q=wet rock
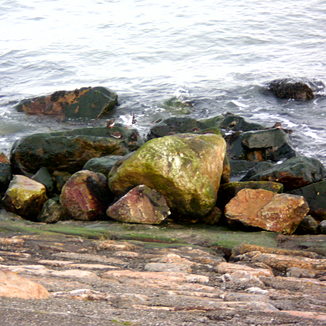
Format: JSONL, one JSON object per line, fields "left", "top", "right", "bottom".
{"left": 107, "top": 185, "right": 170, "bottom": 224}
{"left": 244, "top": 156, "right": 326, "bottom": 191}
{"left": 226, "top": 128, "right": 296, "bottom": 161}
{"left": 2, "top": 175, "right": 47, "bottom": 220}
{"left": 0, "top": 153, "right": 11, "bottom": 194}
{"left": 0, "top": 270, "right": 49, "bottom": 299}
{"left": 289, "top": 180, "right": 326, "bottom": 219}
{"left": 240, "top": 161, "right": 275, "bottom": 181}
{"left": 162, "top": 96, "right": 193, "bottom": 115}
{"left": 109, "top": 133, "right": 226, "bottom": 218}
{"left": 83, "top": 155, "right": 124, "bottom": 175}
{"left": 38, "top": 198, "right": 66, "bottom": 223}
{"left": 267, "top": 78, "right": 315, "bottom": 100}
{"left": 60, "top": 170, "right": 110, "bottom": 221}
{"left": 229, "top": 159, "right": 260, "bottom": 179}
{"left": 296, "top": 215, "right": 319, "bottom": 234}
{"left": 320, "top": 220, "right": 326, "bottom": 234}
{"left": 32, "top": 167, "right": 54, "bottom": 194}
{"left": 147, "top": 113, "right": 264, "bottom": 140}
{"left": 16, "top": 86, "right": 118, "bottom": 119}
{"left": 217, "top": 180, "right": 283, "bottom": 209}
{"left": 10, "top": 125, "right": 142, "bottom": 174}
{"left": 225, "top": 189, "right": 309, "bottom": 234}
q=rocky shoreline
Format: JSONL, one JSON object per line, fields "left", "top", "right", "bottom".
{"left": 0, "top": 78, "right": 326, "bottom": 325}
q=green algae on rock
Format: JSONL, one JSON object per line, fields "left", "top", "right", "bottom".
{"left": 109, "top": 133, "right": 226, "bottom": 218}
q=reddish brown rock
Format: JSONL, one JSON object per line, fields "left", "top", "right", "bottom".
{"left": 2, "top": 175, "right": 47, "bottom": 220}
{"left": 0, "top": 270, "right": 49, "bottom": 299}
{"left": 107, "top": 185, "right": 170, "bottom": 224}
{"left": 225, "top": 189, "right": 309, "bottom": 234}
{"left": 15, "top": 86, "right": 118, "bottom": 119}
{"left": 60, "top": 170, "right": 110, "bottom": 221}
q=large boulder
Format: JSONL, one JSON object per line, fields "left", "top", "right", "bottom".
{"left": 2, "top": 175, "right": 47, "bottom": 220}
{"left": 107, "top": 185, "right": 170, "bottom": 224}
{"left": 60, "top": 170, "right": 110, "bottom": 221}
{"left": 10, "top": 125, "right": 142, "bottom": 174}
{"left": 244, "top": 156, "right": 326, "bottom": 191}
{"left": 0, "top": 153, "right": 11, "bottom": 194}
{"left": 225, "top": 188, "right": 309, "bottom": 234}
{"left": 267, "top": 79, "right": 315, "bottom": 101}
{"left": 289, "top": 180, "right": 326, "bottom": 219}
{"left": 109, "top": 133, "right": 226, "bottom": 217}
{"left": 15, "top": 86, "right": 118, "bottom": 119}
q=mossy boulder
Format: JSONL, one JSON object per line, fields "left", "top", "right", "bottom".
{"left": 2, "top": 175, "right": 47, "bottom": 220}
{"left": 109, "top": 133, "right": 226, "bottom": 218}
{"left": 15, "top": 86, "right": 118, "bottom": 119}
{"left": 10, "top": 125, "right": 142, "bottom": 174}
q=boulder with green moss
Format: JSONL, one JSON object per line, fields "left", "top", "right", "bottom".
{"left": 2, "top": 175, "right": 47, "bottom": 220}
{"left": 109, "top": 133, "right": 226, "bottom": 218}
{"left": 10, "top": 125, "right": 142, "bottom": 174}
{"left": 15, "top": 86, "right": 118, "bottom": 119}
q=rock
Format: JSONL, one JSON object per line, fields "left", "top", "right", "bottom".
{"left": 107, "top": 185, "right": 170, "bottom": 224}
{"left": 10, "top": 125, "right": 142, "bottom": 174}
{"left": 289, "top": 180, "right": 326, "bottom": 219}
{"left": 52, "top": 171, "right": 72, "bottom": 193}
{"left": 244, "top": 156, "right": 326, "bottom": 191}
{"left": 32, "top": 167, "right": 54, "bottom": 194}
{"left": 15, "top": 86, "right": 118, "bottom": 119}
{"left": 226, "top": 128, "right": 296, "bottom": 161}
{"left": 215, "top": 262, "right": 273, "bottom": 277}
{"left": 320, "top": 220, "right": 326, "bottom": 234}
{"left": 225, "top": 189, "right": 309, "bottom": 234}
{"left": 2, "top": 175, "right": 47, "bottom": 220}
{"left": 38, "top": 198, "right": 66, "bottom": 223}
{"left": 229, "top": 159, "right": 260, "bottom": 179}
{"left": 267, "top": 78, "right": 315, "bottom": 100}
{"left": 109, "top": 133, "right": 226, "bottom": 217}
{"left": 83, "top": 155, "right": 124, "bottom": 175}
{"left": 147, "top": 113, "right": 264, "bottom": 140}
{"left": 0, "top": 153, "right": 11, "bottom": 194}
{"left": 0, "top": 270, "right": 49, "bottom": 299}
{"left": 240, "top": 161, "right": 275, "bottom": 181}
{"left": 217, "top": 181, "right": 283, "bottom": 209}
{"left": 295, "top": 215, "right": 319, "bottom": 234}
{"left": 162, "top": 96, "right": 193, "bottom": 115}
{"left": 60, "top": 170, "right": 110, "bottom": 221}
{"left": 200, "top": 206, "right": 223, "bottom": 225}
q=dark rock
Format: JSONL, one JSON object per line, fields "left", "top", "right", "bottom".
{"left": 295, "top": 215, "right": 319, "bottom": 235}
{"left": 241, "top": 161, "right": 275, "bottom": 180}
{"left": 226, "top": 128, "right": 296, "bottom": 162}
{"left": 320, "top": 220, "right": 326, "bottom": 234}
{"left": 218, "top": 113, "right": 265, "bottom": 132}
{"left": 2, "top": 175, "right": 48, "bottom": 220}
{"left": 225, "top": 189, "right": 309, "bottom": 234}
{"left": 38, "top": 198, "right": 66, "bottom": 223}
{"left": 15, "top": 86, "right": 118, "bottom": 119}
{"left": 162, "top": 97, "right": 193, "bottom": 115}
{"left": 288, "top": 180, "right": 326, "bottom": 219}
{"left": 107, "top": 185, "right": 170, "bottom": 224}
{"left": 217, "top": 181, "right": 283, "bottom": 209}
{"left": 52, "top": 171, "right": 72, "bottom": 193}
{"left": 230, "top": 160, "right": 265, "bottom": 179}
{"left": 267, "top": 78, "right": 315, "bottom": 101}
{"left": 221, "top": 155, "right": 231, "bottom": 184}
{"left": 83, "top": 155, "right": 124, "bottom": 176}
{"left": 243, "top": 156, "right": 326, "bottom": 191}
{"left": 0, "top": 153, "right": 11, "bottom": 194}
{"left": 32, "top": 167, "right": 54, "bottom": 194}
{"left": 200, "top": 206, "right": 223, "bottom": 225}
{"left": 60, "top": 170, "right": 111, "bottom": 221}
{"left": 10, "top": 125, "right": 142, "bottom": 174}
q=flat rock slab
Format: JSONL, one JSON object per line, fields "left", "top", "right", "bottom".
{"left": 0, "top": 227, "right": 325, "bottom": 325}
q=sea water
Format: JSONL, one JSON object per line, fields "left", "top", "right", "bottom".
{"left": 1, "top": 0, "right": 325, "bottom": 162}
